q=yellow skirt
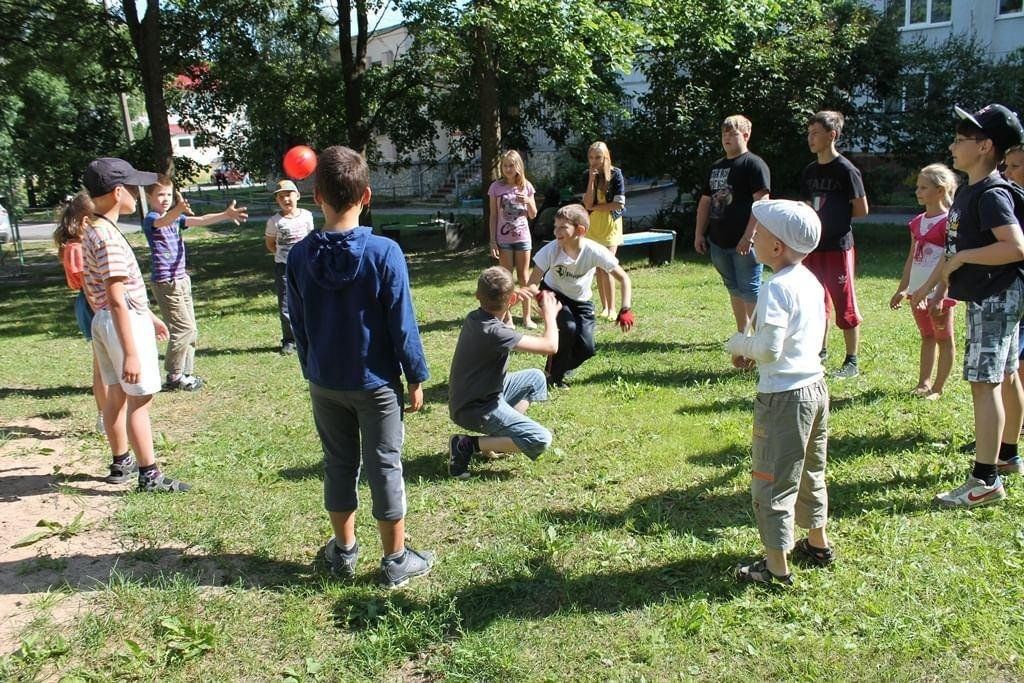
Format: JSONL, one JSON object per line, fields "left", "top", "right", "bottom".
{"left": 588, "top": 210, "right": 623, "bottom": 247}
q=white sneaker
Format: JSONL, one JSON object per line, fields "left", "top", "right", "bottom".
{"left": 934, "top": 475, "right": 1006, "bottom": 508}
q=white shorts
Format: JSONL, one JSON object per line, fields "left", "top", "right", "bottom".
{"left": 91, "top": 307, "right": 162, "bottom": 396}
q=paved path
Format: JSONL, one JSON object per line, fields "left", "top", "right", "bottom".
{"left": 12, "top": 185, "right": 913, "bottom": 242}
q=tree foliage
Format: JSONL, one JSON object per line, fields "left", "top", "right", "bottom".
{"left": 622, "top": 0, "right": 902, "bottom": 197}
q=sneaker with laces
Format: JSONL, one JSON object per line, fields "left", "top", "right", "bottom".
{"left": 106, "top": 454, "right": 138, "bottom": 484}
{"left": 137, "top": 473, "right": 192, "bottom": 493}
{"left": 449, "top": 435, "right": 473, "bottom": 479}
{"left": 380, "top": 546, "right": 435, "bottom": 589}
{"left": 997, "top": 455, "right": 1024, "bottom": 475}
{"left": 324, "top": 537, "right": 359, "bottom": 579}
{"left": 831, "top": 361, "right": 859, "bottom": 379}
{"left": 164, "top": 374, "right": 204, "bottom": 392}
{"left": 280, "top": 342, "right": 297, "bottom": 355}
{"left": 934, "top": 475, "right": 1005, "bottom": 508}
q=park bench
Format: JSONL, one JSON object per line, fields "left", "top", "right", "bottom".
{"left": 620, "top": 229, "right": 676, "bottom": 265}
{"left": 380, "top": 219, "right": 462, "bottom": 250}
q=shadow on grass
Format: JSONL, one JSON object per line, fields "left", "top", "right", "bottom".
{"left": 676, "top": 387, "right": 897, "bottom": 419}
{"left": 0, "top": 549, "right": 318, "bottom": 595}
{"left": 417, "top": 318, "right": 465, "bottom": 335}
{"left": 0, "top": 386, "right": 93, "bottom": 400}
{"left": 199, "top": 344, "right": 282, "bottom": 357}
{"left": 0, "top": 468, "right": 121, "bottom": 501}
{"left": 332, "top": 550, "right": 749, "bottom": 636}
{"left": 0, "top": 424, "right": 64, "bottom": 441}
{"left": 602, "top": 339, "right": 723, "bottom": 355}
{"left": 576, "top": 367, "right": 736, "bottom": 389}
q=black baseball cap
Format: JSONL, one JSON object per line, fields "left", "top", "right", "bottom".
{"left": 954, "top": 104, "right": 1024, "bottom": 155}
{"left": 82, "top": 157, "right": 159, "bottom": 196}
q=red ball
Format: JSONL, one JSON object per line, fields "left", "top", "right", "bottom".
{"left": 283, "top": 145, "right": 317, "bottom": 180}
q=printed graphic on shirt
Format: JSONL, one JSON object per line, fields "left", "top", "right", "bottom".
{"left": 499, "top": 192, "right": 529, "bottom": 238}
{"left": 708, "top": 168, "right": 733, "bottom": 222}
{"left": 946, "top": 207, "right": 960, "bottom": 256}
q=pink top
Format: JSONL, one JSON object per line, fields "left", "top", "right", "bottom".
{"left": 488, "top": 180, "right": 535, "bottom": 246}
{"left": 908, "top": 211, "right": 956, "bottom": 307}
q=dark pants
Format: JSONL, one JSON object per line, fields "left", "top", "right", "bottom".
{"left": 274, "top": 262, "right": 293, "bottom": 345}
{"left": 308, "top": 381, "right": 407, "bottom": 521}
{"left": 544, "top": 285, "right": 596, "bottom": 382}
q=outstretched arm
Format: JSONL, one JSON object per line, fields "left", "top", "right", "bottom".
{"left": 185, "top": 200, "right": 249, "bottom": 227}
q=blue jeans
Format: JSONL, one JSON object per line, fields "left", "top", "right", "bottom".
{"left": 456, "top": 369, "right": 552, "bottom": 459}
{"left": 708, "top": 241, "right": 762, "bottom": 304}
{"left": 74, "top": 290, "right": 94, "bottom": 341}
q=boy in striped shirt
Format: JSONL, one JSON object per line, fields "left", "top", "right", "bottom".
{"left": 81, "top": 158, "right": 190, "bottom": 492}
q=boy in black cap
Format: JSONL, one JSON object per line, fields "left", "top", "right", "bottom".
{"left": 912, "top": 104, "right": 1024, "bottom": 508}
{"left": 81, "top": 158, "right": 190, "bottom": 492}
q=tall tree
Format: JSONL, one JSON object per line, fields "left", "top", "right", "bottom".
{"left": 121, "top": 0, "right": 175, "bottom": 175}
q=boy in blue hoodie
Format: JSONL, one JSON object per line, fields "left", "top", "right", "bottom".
{"left": 286, "top": 146, "right": 434, "bottom": 588}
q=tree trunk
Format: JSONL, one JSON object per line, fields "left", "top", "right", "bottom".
{"left": 473, "top": 0, "right": 501, "bottom": 236}
{"left": 123, "top": 0, "right": 174, "bottom": 176}
{"left": 338, "top": 0, "right": 370, "bottom": 155}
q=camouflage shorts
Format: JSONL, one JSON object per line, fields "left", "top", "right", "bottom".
{"left": 964, "top": 278, "right": 1024, "bottom": 383}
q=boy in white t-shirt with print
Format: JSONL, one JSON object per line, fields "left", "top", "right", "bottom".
{"left": 726, "top": 199, "right": 831, "bottom": 586}
{"left": 518, "top": 204, "right": 634, "bottom": 387}
{"left": 265, "top": 180, "right": 315, "bottom": 354}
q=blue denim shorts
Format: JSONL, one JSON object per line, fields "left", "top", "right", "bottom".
{"left": 74, "top": 290, "right": 94, "bottom": 341}
{"left": 708, "top": 241, "right": 762, "bottom": 304}
{"left": 498, "top": 241, "right": 531, "bottom": 252}
{"left": 456, "top": 369, "right": 552, "bottom": 459}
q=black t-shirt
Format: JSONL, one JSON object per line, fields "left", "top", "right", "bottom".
{"left": 799, "top": 155, "right": 865, "bottom": 252}
{"left": 701, "top": 152, "right": 771, "bottom": 248}
{"left": 946, "top": 175, "right": 1023, "bottom": 303}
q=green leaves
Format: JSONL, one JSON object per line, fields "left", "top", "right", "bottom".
{"left": 11, "top": 512, "right": 88, "bottom": 549}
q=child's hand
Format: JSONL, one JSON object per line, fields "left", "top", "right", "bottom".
{"left": 490, "top": 241, "right": 500, "bottom": 260}
{"left": 152, "top": 314, "right": 169, "bottom": 341}
{"left": 941, "top": 254, "right": 963, "bottom": 284}
{"left": 122, "top": 353, "right": 142, "bottom": 385}
{"left": 538, "top": 290, "right": 561, "bottom": 317}
{"left": 406, "top": 383, "right": 423, "bottom": 412}
{"left": 174, "top": 190, "right": 194, "bottom": 216}
{"left": 225, "top": 200, "right": 249, "bottom": 225}
{"left": 889, "top": 290, "right": 907, "bottom": 310}
{"left": 908, "top": 287, "right": 927, "bottom": 310}
{"left": 616, "top": 307, "right": 634, "bottom": 331}
{"left": 731, "top": 354, "right": 755, "bottom": 370}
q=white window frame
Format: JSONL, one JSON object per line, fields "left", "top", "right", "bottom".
{"left": 997, "top": 0, "right": 1024, "bottom": 18}
{"left": 900, "top": 0, "right": 952, "bottom": 28}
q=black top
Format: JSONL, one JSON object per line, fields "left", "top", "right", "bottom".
{"left": 799, "top": 155, "right": 865, "bottom": 252}
{"left": 701, "top": 151, "right": 771, "bottom": 249}
{"left": 946, "top": 175, "right": 1023, "bottom": 303}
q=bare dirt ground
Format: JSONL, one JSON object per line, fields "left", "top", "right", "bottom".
{"left": 0, "top": 417, "right": 131, "bottom": 652}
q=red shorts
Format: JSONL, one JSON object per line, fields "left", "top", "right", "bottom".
{"left": 803, "top": 248, "right": 863, "bottom": 330}
{"left": 911, "top": 302, "right": 956, "bottom": 340}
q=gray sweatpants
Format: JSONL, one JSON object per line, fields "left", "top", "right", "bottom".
{"left": 750, "top": 378, "right": 829, "bottom": 551}
{"left": 308, "top": 381, "right": 407, "bottom": 521}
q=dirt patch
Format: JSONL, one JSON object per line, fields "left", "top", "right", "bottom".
{"left": 0, "top": 417, "right": 129, "bottom": 652}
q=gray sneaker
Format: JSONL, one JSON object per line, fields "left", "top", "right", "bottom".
{"left": 106, "top": 454, "right": 138, "bottom": 484}
{"left": 137, "top": 473, "right": 191, "bottom": 493}
{"left": 325, "top": 537, "right": 359, "bottom": 579}
{"left": 380, "top": 546, "right": 435, "bottom": 589}
{"left": 831, "top": 361, "right": 859, "bottom": 379}
{"left": 934, "top": 475, "right": 1005, "bottom": 508}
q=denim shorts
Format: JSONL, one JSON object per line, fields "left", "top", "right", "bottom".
{"left": 965, "top": 278, "right": 1024, "bottom": 383}
{"left": 708, "top": 240, "right": 762, "bottom": 304}
{"left": 454, "top": 369, "right": 552, "bottom": 458}
{"left": 74, "top": 290, "right": 94, "bottom": 341}
{"left": 498, "top": 241, "right": 531, "bottom": 252}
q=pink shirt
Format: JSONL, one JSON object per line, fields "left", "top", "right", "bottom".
{"left": 488, "top": 180, "right": 534, "bottom": 246}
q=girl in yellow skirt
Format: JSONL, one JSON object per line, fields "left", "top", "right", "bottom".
{"left": 583, "top": 141, "right": 626, "bottom": 320}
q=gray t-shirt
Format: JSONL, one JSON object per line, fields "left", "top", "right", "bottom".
{"left": 448, "top": 308, "right": 523, "bottom": 423}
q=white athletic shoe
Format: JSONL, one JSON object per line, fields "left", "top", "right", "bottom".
{"left": 934, "top": 475, "right": 1006, "bottom": 508}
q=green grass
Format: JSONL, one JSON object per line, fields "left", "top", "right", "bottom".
{"left": 2, "top": 223, "right": 1024, "bottom": 680}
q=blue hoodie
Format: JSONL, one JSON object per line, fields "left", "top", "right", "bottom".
{"left": 285, "top": 227, "right": 429, "bottom": 391}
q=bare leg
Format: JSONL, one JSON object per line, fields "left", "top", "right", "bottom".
{"left": 971, "top": 381, "right": 1004, "bottom": 466}
{"left": 102, "top": 384, "right": 129, "bottom": 457}
{"left": 606, "top": 246, "right": 618, "bottom": 315}
{"left": 514, "top": 249, "right": 534, "bottom": 326}
{"left": 1001, "top": 371, "right": 1024, "bottom": 445}
{"left": 125, "top": 394, "right": 157, "bottom": 468}
{"left": 476, "top": 399, "right": 529, "bottom": 454}
{"left": 329, "top": 510, "right": 357, "bottom": 547}
{"left": 931, "top": 337, "right": 954, "bottom": 396}
{"left": 729, "top": 295, "right": 751, "bottom": 333}
{"left": 917, "top": 337, "right": 936, "bottom": 391}
{"left": 596, "top": 268, "right": 612, "bottom": 317}
{"left": 91, "top": 352, "right": 108, "bottom": 416}
{"left": 843, "top": 325, "right": 859, "bottom": 357}
{"left": 378, "top": 518, "right": 405, "bottom": 556}
{"left": 765, "top": 547, "right": 788, "bottom": 577}
{"left": 329, "top": 511, "right": 405, "bottom": 556}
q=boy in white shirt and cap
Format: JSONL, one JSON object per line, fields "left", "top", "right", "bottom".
{"left": 726, "top": 199, "right": 832, "bottom": 585}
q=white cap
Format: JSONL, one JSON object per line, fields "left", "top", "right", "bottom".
{"left": 273, "top": 179, "right": 299, "bottom": 194}
{"left": 751, "top": 199, "right": 821, "bottom": 254}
